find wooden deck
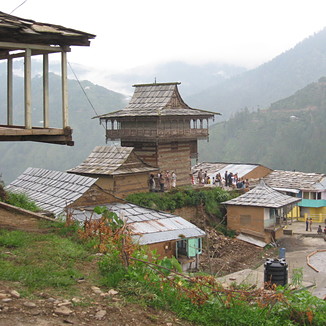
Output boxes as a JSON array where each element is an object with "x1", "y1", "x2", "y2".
[{"x1": 0, "y1": 125, "x2": 73, "y2": 145}]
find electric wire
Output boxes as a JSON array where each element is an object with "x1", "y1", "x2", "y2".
[{"x1": 10, "y1": 0, "x2": 28, "y2": 14}]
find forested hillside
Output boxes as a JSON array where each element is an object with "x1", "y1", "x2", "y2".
[
  {"x1": 199, "y1": 78, "x2": 326, "y2": 173},
  {"x1": 187, "y1": 27, "x2": 326, "y2": 119},
  {"x1": 0, "y1": 73, "x2": 127, "y2": 184}
]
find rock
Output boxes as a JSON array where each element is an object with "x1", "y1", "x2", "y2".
[
  {"x1": 0, "y1": 293, "x2": 9, "y2": 299},
  {"x1": 71, "y1": 297, "x2": 81, "y2": 303},
  {"x1": 54, "y1": 306, "x2": 73, "y2": 316},
  {"x1": 10, "y1": 290, "x2": 20, "y2": 298},
  {"x1": 2, "y1": 298, "x2": 12, "y2": 303},
  {"x1": 167, "y1": 323, "x2": 173, "y2": 326},
  {"x1": 58, "y1": 300, "x2": 72, "y2": 307},
  {"x1": 91, "y1": 286, "x2": 102, "y2": 294},
  {"x1": 95, "y1": 309, "x2": 107, "y2": 320},
  {"x1": 108, "y1": 289, "x2": 118, "y2": 296},
  {"x1": 23, "y1": 301, "x2": 37, "y2": 308}
]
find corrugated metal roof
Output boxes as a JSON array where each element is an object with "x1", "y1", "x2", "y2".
[
  {"x1": 67, "y1": 146, "x2": 158, "y2": 176},
  {"x1": 71, "y1": 202, "x2": 205, "y2": 245},
  {"x1": 5, "y1": 168, "x2": 98, "y2": 216},
  {"x1": 96, "y1": 83, "x2": 217, "y2": 119},
  {"x1": 260, "y1": 170, "x2": 326, "y2": 191},
  {"x1": 222, "y1": 180, "x2": 301, "y2": 208},
  {"x1": 192, "y1": 162, "x2": 262, "y2": 179}
]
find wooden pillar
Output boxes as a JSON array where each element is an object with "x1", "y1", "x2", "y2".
[
  {"x1": 43, "y1": 53, "x2": 49, "y2": 128},
  {"x1": 24, "y1": 48, "x2": 32, "y2": 129},
  {"x1": 61, "y1": 50, "x2": 68, "y2": 128},
  {"x1": 7, "y1": 57, "x2": 13, "y2": 125}
]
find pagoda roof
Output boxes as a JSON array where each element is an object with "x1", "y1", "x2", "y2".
[
  {"x1": 67, "y1": 146, "x2": 158, "y2": 176},
  {"x1": 0, "y1": 11, "x2": 95, "y2": 46},
  {"x1": 96, "y1": 82, "x2": 218, "y2": 119}
]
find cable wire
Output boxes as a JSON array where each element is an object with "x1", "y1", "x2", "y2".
[{"x1": 10, "y1": 0, "x2": 28, "y2": 14}]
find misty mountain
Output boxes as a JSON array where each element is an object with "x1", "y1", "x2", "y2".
[
  {"x1": 199, "y1": 77, "x2": 326, "y2": 174},
  {"x1": 187, "y1": 27, "x2": 326, "y2": 119},
  {"x1": 0, "y1": 73, "x2": 127, "y2": 184}
]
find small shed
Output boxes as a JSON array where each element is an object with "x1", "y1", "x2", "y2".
[
  {"x1": 67, "y1": 146, "x2": 158, "y2": 198},
  {"x1": 222, "y1": 181, "x2": 301, "y2": 243},
  {"x1": 72, "y1": 202, "x2": 205, "y2": 271},
  {"x1": 5, "y1": 167, "x2": 119, "y2": 217}
]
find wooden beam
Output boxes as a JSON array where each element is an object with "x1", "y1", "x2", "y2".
[
  {"x1": 7, "y1": 57, "x2": 13, "y2": 125},
  {"x1": 43, "y1": 54, "x2": 49, "y2": 128},
  {"x1": 61, "y1": 51, "x2": 69, "y2": 128},
  {"x1": 0, "y1": 41, "x2": 66, "y2": 52},
  {"x1": 24, "y1": 48, "x2": 32, "y2": 129}
]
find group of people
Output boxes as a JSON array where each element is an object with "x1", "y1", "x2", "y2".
[
  {"x1": 306, "y1": 218, "x2": 326, "y2": 235},
  {"x1": 196, "y1": 169, "x2": 249, "y2": 189},
  {"x1": 149, "y1": 170, "x2": 177, "y2": 192}
]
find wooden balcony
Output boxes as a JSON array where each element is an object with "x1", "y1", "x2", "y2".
[
  {"x1": 0, "y1": 125, "x2": 73, "y2": 145},
  {"x1": 106, "y1": 128, "x2": 209, "y2": 141}
]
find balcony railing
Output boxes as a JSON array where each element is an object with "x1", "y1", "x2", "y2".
[{"x1": 106, "y1": 128, "x2": 209, "y2": 140}]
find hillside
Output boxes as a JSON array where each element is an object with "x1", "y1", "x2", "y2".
[
  {"x1": 187, "y1": 27, "x2": 326, "y2": 119},
  {"x1": 199, "y1": 77, "x2": 326, "y2": 173},
  {"x1": 0, "y1": 73, "x2": 127, "y2": 184}
]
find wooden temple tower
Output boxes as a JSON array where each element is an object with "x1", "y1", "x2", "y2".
[{"x1": 97, "y1": 82, "x2": 217, "y2": 186}]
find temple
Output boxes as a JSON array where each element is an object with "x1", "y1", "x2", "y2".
[{"x1": 96, "y1": 82, "x2": 218, "y2": 185}]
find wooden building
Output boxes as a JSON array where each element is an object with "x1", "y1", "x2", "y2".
[
  {"x1": 0, "y1": 11, "x2": 95, "y2": 145},
  {"x1": 222, "y1": 181, "x2": 301, "y2": 244},
  {"x1": 67, "y1": 146, "x2": 158, "y2": 198},
  {"x1": 72, "y1": 202, "x2": 205, "y2": 271},
  {"x1": 5, "y1": 167, "x2": 119, "y2": 217},
  {"x1": 96, "y1": 82, "x2": 218, "y2": 186}
]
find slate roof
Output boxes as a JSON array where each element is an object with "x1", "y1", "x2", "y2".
[
  {"x1": 261, "y1": 170, "x2": 326, "y2": 192},
  {"x1": 72, "y1": 202, "x2": 205, "y2": 245},
  {"x1": 97, "y1": 82, "x2": 218, "y2": 119},
  {"x1": 192, "y1": 162, "x2": 267, "y2": 179},
  {"x1": 67, "y1": 146, "x2": 158, "y2": 176},
  {"x1": 0, "y1": 11, "x2": 95, "y2": 46},
  {"x1": 5, "y1": 168, "x2": 98, "y2": 216},
  {"x1": 222, "y1": 181, "x2": 301, "y2": 208}
]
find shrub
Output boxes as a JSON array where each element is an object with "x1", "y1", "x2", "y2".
[{"x1": 5, "y1": 191, "x2": 40, "y2": 212}]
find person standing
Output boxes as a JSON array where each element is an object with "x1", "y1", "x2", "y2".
[
  {"x1": 305, "y1": 218, "x2": 309, "y2": 231},
  {"x1": 148, "y1": 174, "x2": 156, "y2": 192},
  {"x1": 158, "y1": 171, "x2": 165, "y2": 192},
  {"x1": 171, "y1": 171, "x2": 177, "y2": 188},
  {"x1": 224, "y1": 171, "x2": 228, "y2": 187},
  {"x1": 309, "y1": 218, "x2": 313, "y2": 232},
  {"x1": 198, "y1": 169, "x2": 203, "y2": 184}
]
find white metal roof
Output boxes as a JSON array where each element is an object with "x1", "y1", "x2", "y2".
[{"x1": 71, "y1": 202, "x2": 205, "y2": 245}]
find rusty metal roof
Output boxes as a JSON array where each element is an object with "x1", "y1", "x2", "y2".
[
  {"x1": 67, "y1": 146, "x2": 158, "y2": 176},
  {"x1": 222, "y1": 180, "x2": 301, "y2": 208},
  {"x1": 72, "y1": 202, "x2": 205, "y2": 245},
  {"x1": 0, "y1": 11, "x2": 95, "y2": 46},
  {"x1": 260, "y1": 170, "x2": 326, "y2": 192},
  {"x1": 97, "y1": 82, "x2": 217, "y2": 119},
  {"x1": 5, "y1": 167, "x2": 97, "y2": 216}
]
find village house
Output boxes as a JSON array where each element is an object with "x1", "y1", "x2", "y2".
[
  {"x1": 222, "y1": 181, "x2": 301, "y2": 244},
  {"x1": 0, "y1": 11, "x2": 95, "y2": 145},
  {"x1": 95, "y1": 82, "x2": 218, "y2": 186},
  {"x1": 72, "y1": 202, "x2": 205, "y2": 271},
  {"x1": 67, "y1": 146, "x2": 158, "y2": 198},
  {"x1": 5, "y1": 167, "x2": 119, "y2": 217},
  {"x1": 260, "y1": 170, "x2": 326, "y2": 223}
]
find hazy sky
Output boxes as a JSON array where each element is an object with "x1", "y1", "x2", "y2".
[{"x1": 2, "y1": 0, "x2": 326, "y2": 73}]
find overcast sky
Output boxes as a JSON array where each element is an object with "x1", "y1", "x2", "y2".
[{"x1": 2, "y1": 0, "x2": 326, "y2": 73}]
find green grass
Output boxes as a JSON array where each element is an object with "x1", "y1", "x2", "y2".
[{"x1": 4, "y1": 191, "x2": 40, "y2": 212}]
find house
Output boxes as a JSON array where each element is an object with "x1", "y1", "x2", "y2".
[
  {"x1": 5, "y1": 167, "x2": 119, "y2": 217},
  {"x1": 96, "y1": 82, "x2": 218, "y2": 186},
  {"x1": 222, "y1": 181, "x2": 301, "y2": 244},
  {"x1": 72, "y1": 202, "x2": 205, "y2": 271},
  {"x1": 0, "y1": 11, "x2": 95, "y2": 145},
  {"x1": 67, "y1": 146, "x2": 158, "y2": 198},
  {"x1": 260, "y1": 170, "x2": 326, "y2": 223},
  {"x1": 192, "y1": 162, "x2": 272, "y2": 185}
]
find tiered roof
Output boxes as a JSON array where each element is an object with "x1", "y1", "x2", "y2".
[
  {"x1": 97, "y1": 82, "x2": 218, "y2": 118},
  {"x1": 67, "y1": 146, "x2": 158, "y2": 176}
]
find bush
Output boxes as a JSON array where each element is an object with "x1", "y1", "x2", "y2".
[{"x1": 5, "y1": 191, "x2": 40, "y2": 212}]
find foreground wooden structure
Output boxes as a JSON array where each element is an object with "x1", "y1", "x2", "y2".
[
  {"x1": 0, "y1": 11, "x2": 95, "y2": 145},
  {"x1": 97, "y1": 82, "x2": 218, "y2": 186}
]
